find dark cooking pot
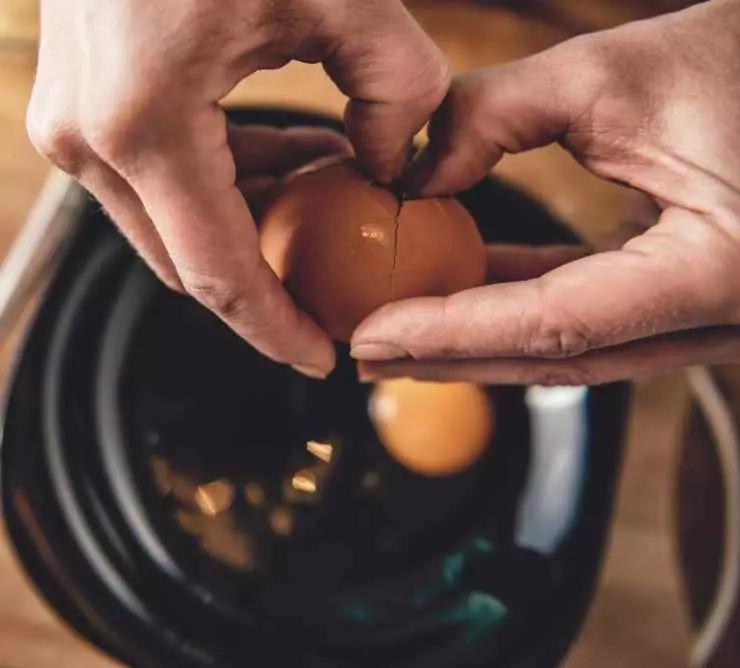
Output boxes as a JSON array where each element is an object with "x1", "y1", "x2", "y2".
[{"x1": 1, "y1": 107, "x2": 630, "y2": 668}]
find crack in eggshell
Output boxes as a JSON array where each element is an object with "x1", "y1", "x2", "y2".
[
  {"x1": 259, "y1": 159, "x2": 486, "y2": 342},
  {"x1": 391, "y1": 200, "x2": 402, "y2": 296}
]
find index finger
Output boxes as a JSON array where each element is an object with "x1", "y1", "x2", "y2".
[{"x1": 117, "y1": 109, "x2": 336, "y2": 377}]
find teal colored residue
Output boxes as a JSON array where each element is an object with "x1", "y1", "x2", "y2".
[
  {"x1": 342, "y1": 601, "x2": 376, "y2": 624},
  {"x1": 340, "y1": 534, "x2": 503, "y2": 641},
  {"x1": 466, "y1": 592, "x2": 507, "y2": 622},
  {"x1": 471, "y1": 536, "x2": 494, "y2": 554},
  {"x1": 443, "y1": 592, "x2": 509, "y2": 644},
  {"x1": 412, "y1": 547, "x2": 468, "y2": 608},
  {"x1": 411, "y1": 536, "x2": 496, "y2": 609},
  {"x1": 442, "y1": 552, "x2": 466, "y2": 585},
  {"x1": 442, "y1": 536, "x2": 495, "y2": 586}
]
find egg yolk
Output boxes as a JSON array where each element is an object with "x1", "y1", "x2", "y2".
[{"x1": 369, "y1": 378, "x2": 494, "y2": 477}]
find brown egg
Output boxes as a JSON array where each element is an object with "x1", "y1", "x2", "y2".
[
  {"x1": 259, "y1": 159, "x2": 486, "y2": 342},
  {"x1": 369, "y1": 378, "x2": 494, "y2": 477}
]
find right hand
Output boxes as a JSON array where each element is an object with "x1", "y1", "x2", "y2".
[{"x1": 26, "y1": 0, "x2": 449, "y2": 378}]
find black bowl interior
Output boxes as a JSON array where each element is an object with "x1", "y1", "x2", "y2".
[{"x1": 1, "y1": 107, "x2": 630, "y2": 668}]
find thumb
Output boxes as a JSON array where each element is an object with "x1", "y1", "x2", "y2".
[
  {"x1": 404, "y1": 48, "x2": 587, "y2": 197},
  {"x1": 350, "y1": 208, "x2": 740, "y2": 363}
]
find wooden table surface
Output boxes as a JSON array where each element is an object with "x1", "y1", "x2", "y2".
[{"x1": 0, "y1": 4, "x2": 693, "y2": 667}]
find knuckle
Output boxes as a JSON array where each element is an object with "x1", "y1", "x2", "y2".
[
  {"x1": 26, "y1": 110, "x2": 86, "y2": 176},
  {"x1": 179, "y1": 267, "x2": 293, "y2": 365},
  {"x1": 81, "y1": 104, "x2": 151, "y2": 166},
  {"x1": 431, "y1": 298, "x2": 465, "y2": 357},
  {"x1": 529, "y1": 326, "x2": 592, "y2": 359},
  {"x1": 155, "y1": 270, "x2": 185, "y2": 294},
  {"x1": 182, "y1": 274, "x2": 251, "y2": 321},
  {"x1": 443, "y1": 72, "x2": 512, "y2": 161},
  {"x1": 391, "y1": 39, "x2": 450, "y2": 109},
  {"x1": 177, "y1": 249, "x2": 300, "y2": 363},
  {"x1": 526, "y1": 290, "x2": 593, "y2": 359},
  {"x1": 82, "y1": 118, "x2": 133, "y2": 165}
]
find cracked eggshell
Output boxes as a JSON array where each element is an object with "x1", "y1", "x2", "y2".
[{"x1": 259, "y1": 159, "x2": 486, "y2": 342}]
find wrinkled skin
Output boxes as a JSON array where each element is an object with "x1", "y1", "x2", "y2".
[
  {"x1": 27, "y1": 0, "x2": 449, "y2": 378},
  {"x1": 353, "y1": 0, "x2": 740, "y2": 386}
]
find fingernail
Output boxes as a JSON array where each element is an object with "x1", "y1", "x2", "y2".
[
  {"x1": 350, "y1": 343, "x2": 407, "y2": 361},
  {"x1": 291, "y1": 363, "x2": 330, "y2": 379}
]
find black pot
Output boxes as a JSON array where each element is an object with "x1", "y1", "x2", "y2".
[{"x1": 1, "y1": 107, "x2": 630, "y2": 668}]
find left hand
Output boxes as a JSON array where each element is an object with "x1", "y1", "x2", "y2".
[{"x1": 351, "y1": 0, "x2": 740, "y2": 386}]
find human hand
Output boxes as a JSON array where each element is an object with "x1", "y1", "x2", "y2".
[
  {"x1": 352, "y1": 0, "x2": 740, "y2": 386},
  {"x1": 26, "y1": 0, "x2": 448, "y2": 378}
]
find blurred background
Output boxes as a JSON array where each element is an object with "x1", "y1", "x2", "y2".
[{"x1": 0, "y1": 1, "x2": 734, "y2": 667}]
